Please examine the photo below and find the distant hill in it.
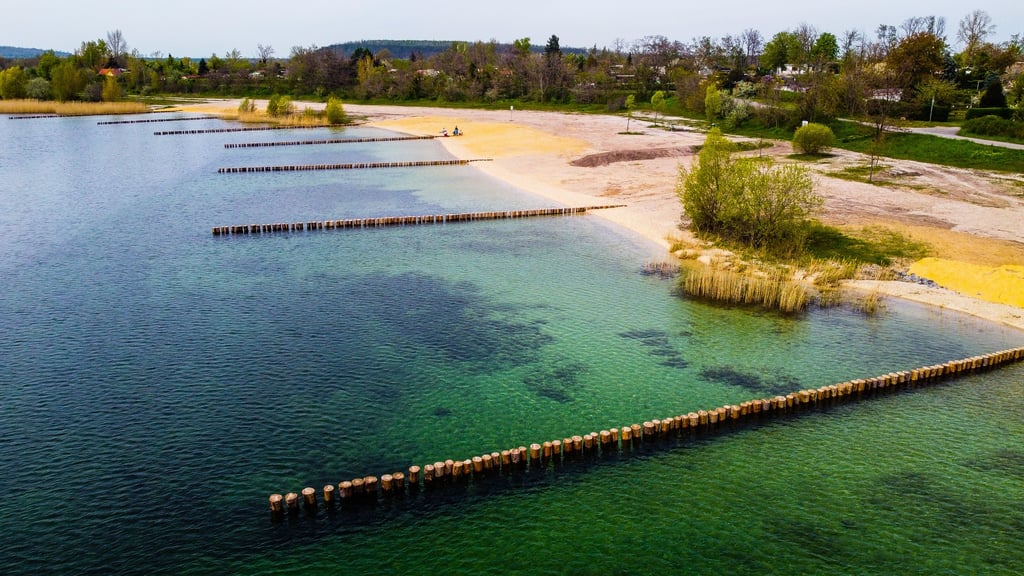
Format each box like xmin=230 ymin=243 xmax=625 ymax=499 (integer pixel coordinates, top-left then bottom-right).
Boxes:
xmin=324 ymin=39 xmax=587 ymax=60
xmin=0 ymin=46 xmax=70 ymax=59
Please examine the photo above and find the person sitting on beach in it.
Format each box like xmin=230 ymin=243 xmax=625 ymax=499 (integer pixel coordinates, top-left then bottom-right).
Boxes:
xmin=441 ymin=128 xmax=449 ymax=137
xmin=453 ymin=126 xmax=460 ymax=136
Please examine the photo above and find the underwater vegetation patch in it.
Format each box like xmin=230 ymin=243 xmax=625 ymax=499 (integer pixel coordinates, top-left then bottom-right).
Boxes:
xmin=699 ymin=366 xmax=801 ymax=396
xmin=618 ymin=329 xmax=689 ymax=369
xmin=522 ymin=361 xmax=588 ymax=403
xmin=865 ymin=470 xmax=980 ymax=533
xmin=963 ymin=448 xmax=1024 ymax=478
xmin=348 ymin=272 xmax=555 ymax=370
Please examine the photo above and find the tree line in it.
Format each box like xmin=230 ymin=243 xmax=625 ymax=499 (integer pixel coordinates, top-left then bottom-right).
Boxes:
xmin=0 ymin=11 xmax=1020 ymax=127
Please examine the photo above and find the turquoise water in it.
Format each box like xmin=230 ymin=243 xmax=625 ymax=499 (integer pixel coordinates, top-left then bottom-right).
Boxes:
xmin=0 ymin=114 xmax=1021 ymax=575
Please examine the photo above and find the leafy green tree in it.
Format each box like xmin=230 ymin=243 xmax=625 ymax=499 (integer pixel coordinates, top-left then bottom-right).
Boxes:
xmin=50 ymin=61 xmax=87 ymax=101
xmin=26 ymin=77 xmax=51 ymax=99
xmin=36 ymin=50 xmax=61 ymax=80
xmin=624 ymin=94 xmax=635 ymax=131
xmin=0 ymin=66 xmax=28 ymax=99
xmin=810 ymin=32 xmax=839 ymax=66
xmin=761 ymin=31 xmax=797 ymax=71
xmin=101 ymin=75 xmax=121 ymax=102
xmin=704 ymin=81 xmax=721 ymax=121
xmin=651 ymin=90 xmax=665 ymax=125
xmin=677 ymin=128 xmax=735 ymax=233
xmin=325 ymin=96 xmax=346 ymax=124
xmin=979 ymin=78 xmax=1007 ymax=107
xmin=678 ymin=128 xmax=821 ymax=253
xmin=76 ymin=39 xmax=109 ymax=71
xmin=792 ymin=122 xmax=836 ymax=154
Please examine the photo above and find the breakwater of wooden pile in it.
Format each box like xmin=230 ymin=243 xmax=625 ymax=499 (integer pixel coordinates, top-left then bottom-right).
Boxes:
xmin=154 ymin=125 xmax=341 ymax=136
xmin=7 ymin=114 xmax=60 ymax=120
xmin=98 ymin=116 xmax=220 ymax=125
xmin=215 ymin=158 xmax=490 ymax=174
xmin=268 ymin=346 xmax=1024 ymax=518
xmin=224 ymin=135 xmax=437 ymax=148
xmin=213 ymin=206 xmax=626 ymax=236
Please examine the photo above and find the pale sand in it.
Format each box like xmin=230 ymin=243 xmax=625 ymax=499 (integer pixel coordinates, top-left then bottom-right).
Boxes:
xmin=173 ymin=100 xmax=1024 ymax=331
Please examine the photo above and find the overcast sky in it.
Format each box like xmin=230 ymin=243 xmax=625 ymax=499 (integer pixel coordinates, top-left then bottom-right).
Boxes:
xmin=5 ymin=1 xmax=1020 ymax=58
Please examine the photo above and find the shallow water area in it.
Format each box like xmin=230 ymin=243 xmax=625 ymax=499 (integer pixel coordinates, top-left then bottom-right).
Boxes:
xmin=0 ymin=113 xmax=1021 ymax=575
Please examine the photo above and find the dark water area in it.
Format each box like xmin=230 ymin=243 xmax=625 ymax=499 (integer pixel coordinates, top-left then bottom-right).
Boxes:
xmin=1 ymin=113 xmax=1021 ymax=575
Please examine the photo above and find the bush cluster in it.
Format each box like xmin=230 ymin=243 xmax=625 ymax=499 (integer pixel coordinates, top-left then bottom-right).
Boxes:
xmin=792 ymin=122 xmax=836 ymax=154
xmin=960 ymin=115 xmax=1024 ymax=139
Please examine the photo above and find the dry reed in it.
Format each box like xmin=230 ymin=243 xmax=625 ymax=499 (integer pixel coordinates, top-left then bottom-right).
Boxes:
xmin=229 ymin=110 xmax=333 ymax=127
xmin=677 ymin=265 xmax=812 ymax=313
xmin=0 ymin=99 xmax=149 ymax=116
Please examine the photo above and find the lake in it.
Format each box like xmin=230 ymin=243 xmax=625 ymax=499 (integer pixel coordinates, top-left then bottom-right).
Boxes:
xmin=1 ymin=113 xmax=1022 ymax=575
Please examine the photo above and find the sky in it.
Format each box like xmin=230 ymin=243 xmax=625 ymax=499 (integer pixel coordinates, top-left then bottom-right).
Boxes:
xmin=4 ymin=1 xmax=1021 ymax=58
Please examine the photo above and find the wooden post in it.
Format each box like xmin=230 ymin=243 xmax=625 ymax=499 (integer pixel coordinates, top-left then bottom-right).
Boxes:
xmin=408 ymin=465 xmax=421 ymax=487
xmin=269 ymin=493 xmax=284 ymax=516
xmin=285 ymin=492 xmax=299 ymax=514
xmin=323 ymin=484 xmax=335 ymax=507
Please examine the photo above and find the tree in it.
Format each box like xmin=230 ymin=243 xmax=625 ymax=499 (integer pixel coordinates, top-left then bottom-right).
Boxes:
xmin=761 ymin=31 xmax=797 ymax=72
xmin=101 ymin=75 xmax=121 ymax=102
xmin=77 ymin=39 xmax=109 ymax=71
xmin=678 ymin=128 xmax=821 ymax=253
xmin=810 ymin=32 xmax=838 ymax=67
xmin=704 ymin=81 xmax=721 ymax=121
xmin=257 ymin=44 xmax=275 ymax=67
xmin=325 ymin=96 xmax=346 ymax=124
xmin=50 ymin=61 xmax=87 ymax=101
xmin=26 ymin=77 xmax=51 ymax=99
xmin=979 ymin=78 xmax=1007 ymax=107
xmin=106 ymin=30 xmax=127 ymax=67
xmin=651 ymin=90 xmax=665 ymax=125
xmin=792 ymin=122 xmax=836 ymax=154
xmin=957 ymin=10 xmax=995 ymax=64
xmin=624 ymin=94 xmax=635 ymax=131
xmin=741 ymin=28 xmax=764 ymax=70
xmin=0 ymin=66 xmax=28 ymax=99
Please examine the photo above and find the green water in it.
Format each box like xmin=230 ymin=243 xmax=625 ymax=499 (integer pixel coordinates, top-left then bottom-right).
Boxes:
xmin=1 ymin=115 xmax=1021 ymax=575
xmin=245 ymin=367 xmax=1024 ymax=576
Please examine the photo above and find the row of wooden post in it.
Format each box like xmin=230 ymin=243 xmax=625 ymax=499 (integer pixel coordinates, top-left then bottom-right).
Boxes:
xmin=155 ymin=124 xmax=342 ymax=136
xmin=215 ymin=158 xmax=488 ymax=174
xmin=212 ymin=206 xmax=626 ymax=236
xmin=270 ymin=347 xmax=1024 ymax=517
xmin=98 ymin=116 xmax=219 ymax=125
xmin=224 ymin=135 xmax=437 ymax=148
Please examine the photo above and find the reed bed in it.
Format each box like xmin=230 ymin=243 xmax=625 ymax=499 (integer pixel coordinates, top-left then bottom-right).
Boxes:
xmin=229 ymin=110 xmax=335 ymax=127
xmin=1 ymin=99 xmax=149 ymax=116
xmin=676 ymin=264 xmax=812 ymax=313
xmin=852 ymin=288 xmax=884 ymax=315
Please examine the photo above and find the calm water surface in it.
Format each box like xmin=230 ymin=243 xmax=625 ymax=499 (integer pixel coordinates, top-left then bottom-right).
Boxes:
xmin=0 ymin=114 xmax=1021 ymax=575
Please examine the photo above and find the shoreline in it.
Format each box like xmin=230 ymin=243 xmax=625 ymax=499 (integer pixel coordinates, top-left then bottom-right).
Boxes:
xmin=173 ymin=100 xmax=1024 ymax=332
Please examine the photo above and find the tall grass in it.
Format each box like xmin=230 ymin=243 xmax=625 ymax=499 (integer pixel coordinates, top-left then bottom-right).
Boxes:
xmin=676 ymin=264 xmax=812 ymax=313
xmin=0 ymin=99 xmax=149 ymax=116
xmin=228 ymin=109 xmax=338 ymax=127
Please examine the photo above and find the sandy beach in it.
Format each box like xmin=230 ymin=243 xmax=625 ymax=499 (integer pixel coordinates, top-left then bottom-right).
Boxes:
xmin=176 ymin=99 xmax=1024 ymax=331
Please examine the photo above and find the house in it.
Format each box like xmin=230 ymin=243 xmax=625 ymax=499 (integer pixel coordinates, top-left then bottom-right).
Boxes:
xmin=98 ymin=68 xmax=125 ymax=77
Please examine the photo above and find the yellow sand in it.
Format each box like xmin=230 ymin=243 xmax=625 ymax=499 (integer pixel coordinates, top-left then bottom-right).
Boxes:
xmin=909 ymin=258 xmax=1024 ymax=308
xmin=369 ymin=116 xmax=588 ymax=159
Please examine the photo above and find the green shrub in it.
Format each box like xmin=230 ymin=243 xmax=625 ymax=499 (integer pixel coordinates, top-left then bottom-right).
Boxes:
xmin=266 ymin=94 xmax=292 ymax=117
xmin=792 ymin=122 xmax=836 ymax=154
xmin=965 ymin=107 xmax=1013 ymax=120
xmin=960 ymin=115 xmax=1024 ymax=139
xmin=237 ymin=98 xmax=255 ymax=113
xmin=325 ymin=96 xmax=346 ymax=124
